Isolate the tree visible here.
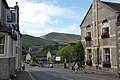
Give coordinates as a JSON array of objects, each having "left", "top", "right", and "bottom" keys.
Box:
[
  {"left": 51, "top": 56, "right": 56, "bottom": 63},
  {"left": 74, "top": 41, "right": 84, "bottom": 61},
  {"left": 57, "top": 41, "right": 85, "bottom": 63},
  {"left": 57, "top": 45, "right": 74, "bottom": 63},
  {"left": 32, "top": 56, "right": 37, "bottom": 63}
]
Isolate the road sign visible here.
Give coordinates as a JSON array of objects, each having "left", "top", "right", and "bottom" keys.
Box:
[{"left": 56, "top": 56, "right": 61, "bottom": 61}]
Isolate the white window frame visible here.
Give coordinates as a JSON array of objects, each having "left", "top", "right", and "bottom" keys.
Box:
[
  {"left": 86, "top": 25, "right": 91, "bottom": 32},
  {"left": 102, "top": 20, "right": 109, "bottom": 33},
  {"left": 86, "top": 25, "right": 91, "bottom": 37},
  {"left": 87, "top": 49, "right": 92, "bottom": 60},
  {"left": 104, "top": 48, "right": 110, "bottom": 61},
  {"left": 0, "top": 33, "right": 6, "bottom": 56}
]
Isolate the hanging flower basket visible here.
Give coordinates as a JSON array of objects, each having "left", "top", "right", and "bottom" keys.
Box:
[
  {"left": 86, "top": 59, "right": 92, "bottom": 66},
  {"left": 101, "top": 32, "right": 109, "bottom": 39},
  {"left": 85, "top": 36, "right": 91, "bottom": 41},
  {"left": 103, "top": 60, "right": 111, "bottom": 68}
]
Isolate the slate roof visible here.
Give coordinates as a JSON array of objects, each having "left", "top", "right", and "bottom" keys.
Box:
[
  {"left": 0, "top": 25, "right": 12, "bottom": 33},
  {"left": 2, "top": 0, "right": 9, "bottom": 9},
  {"left": 102, "top": 1, "right": 120, "bottom": 12},
  {"left": 50, "top": 51, "right": 56, "bottom": 55}
]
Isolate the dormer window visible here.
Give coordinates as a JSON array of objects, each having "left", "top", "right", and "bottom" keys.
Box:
[{"left": 101, "top": 20, "right": 109, "bottom": 39}]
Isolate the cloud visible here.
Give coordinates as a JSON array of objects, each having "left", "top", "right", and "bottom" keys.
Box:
[
  {"left": 69, "top": 24, "right": 77, "bottom": 30},
  {"left": 6, "top": 0, "right": 85, "bottom": 37}
]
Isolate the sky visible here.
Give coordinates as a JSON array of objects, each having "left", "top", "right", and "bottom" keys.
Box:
[{"left": 6, "top": 0, "right": 120, "bottom": 37}]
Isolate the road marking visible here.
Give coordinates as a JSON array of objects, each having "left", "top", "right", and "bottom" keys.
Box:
[
  {"left": 61, "top": 76, "right": 74, "bottom": 80},
  {"left": 28, "top": 72, "right": 36, "bottom": 80},
  {"left": 50, "top": 73, "right": 58, "bottom": 76}
]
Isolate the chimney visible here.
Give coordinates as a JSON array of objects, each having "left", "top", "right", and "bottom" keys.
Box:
[
  {"left": 93, "top": 0, "right": 100, "bottom": 11},
  {"left": 92, "top": 0, "right": 101, "bottom": 22},
  {"left": 92, "top": 0, "right": 100, "bottom": 46}
]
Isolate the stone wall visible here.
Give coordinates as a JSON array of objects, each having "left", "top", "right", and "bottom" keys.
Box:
[
  {"left": 80, "top": 1, "right": 117, "bottom": 69},
  {"left": 0, "top": 57, "right": 15, "bottom": 79}
]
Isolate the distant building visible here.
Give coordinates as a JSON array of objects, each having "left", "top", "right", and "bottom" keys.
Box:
[
  {"left": 26, "top": 53, "right": 31, "bottom": 62},
  {"left": 27, "top": 46, "right": 47, "bottom": 63},
  {"left": 47, "top": 51, "right": 56, "bottom": 63},
  {"left": 80, "top": 0, "right": 120, "bottom": 73},
  {"left": 0, "top": 0, "right": 21, "bottom": 79}
]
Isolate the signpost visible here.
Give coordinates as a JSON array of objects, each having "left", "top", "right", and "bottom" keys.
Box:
[
  {"left": 56, "top": 56, "right": 61, "bottom": 68},
  {"left": 56, "top": 56, "right": 61, "bottom": 61}
]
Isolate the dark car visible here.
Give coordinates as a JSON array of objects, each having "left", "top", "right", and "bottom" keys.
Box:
[
  {"left": 49, "top": 63, "right": 53, "bottom": 68},
  {"left": 30, "top": 63, "right": 39, "bottom": 66}
]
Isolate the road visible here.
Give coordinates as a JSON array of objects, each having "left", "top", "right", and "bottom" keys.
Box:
[{"left": 26, "top": 66, "right": 120, "bottom": 80}]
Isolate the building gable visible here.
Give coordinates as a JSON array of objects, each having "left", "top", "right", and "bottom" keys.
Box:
[
  {"left": 103, "top": 1, "right": 120, "bottom": 12},
  {"left": 80, "top": 5, "right": 92, "bottom": 27},
  {"left": 80, "top": 1, "right": 120, "bottom": 28}
]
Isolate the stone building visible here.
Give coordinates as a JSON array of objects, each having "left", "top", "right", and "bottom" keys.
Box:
[
  {"left": 0, "top": 0, "right": 21, "bottom": 79},
  {"left": 47, "top": 51, "right": 56, "bottom": 63},
  {"left": 80, "top": 0, "right": 120, "bottom": 72}
]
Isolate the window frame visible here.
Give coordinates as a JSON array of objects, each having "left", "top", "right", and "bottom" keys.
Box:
[
  {"left": 87, "top": 49, "right": 92, "bottom": 60},
  {"left": 86, "top": 25, "right": 91, "bottom": 37},
  {"left": 0, "top": 33, "right": 6, "bottom": 55},
  {"left": 104, "top": 48, "right": 110, "bottom": 61},
  {"left": 86, "top": 25, "right": 91, "bottom": 32},
  {"left": 102, "top": 20, "right": 109, "bottom": 33}
]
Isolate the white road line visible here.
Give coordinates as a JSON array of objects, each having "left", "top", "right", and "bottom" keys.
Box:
[
  {"left": 28, "top": 72, "right": 36, "bottom": 80},
  {"left": 50, "top": 73, "right": 58, "bottom": 76},
  {"left": 61, "top": 76, "right": 74, "bottom": 80}
]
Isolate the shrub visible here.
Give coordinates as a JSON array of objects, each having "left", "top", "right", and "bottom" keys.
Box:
[
  {"left": 85, "top": 36, "right": 91, "bottom": 41},
  {"left": 101, "top": 32, "right": 109, "bottom": 39}
]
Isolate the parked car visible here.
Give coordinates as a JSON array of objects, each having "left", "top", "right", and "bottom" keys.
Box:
[
  {"left": 49, "top": 63, "right": 53, "bottom": 68},
  {"left": 30, "top": 63, "right": 39, "bottom": 66}
]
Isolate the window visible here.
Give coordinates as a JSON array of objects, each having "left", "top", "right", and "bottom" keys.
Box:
[
  {"left": 85, "top": 25, "right": 92, "bottom": 41},
  {"left": 7, "top": 9, "right": 17, "bottom": 23},
  {"left": 86, "top": 25, "right": 91, "bottom": 36},
  {"left": 86, "top": 25, "right": 91, "bottom": 32},
  {"left": 104, "top": 48, "right": 110, "bottom": 61},
  {"left": 102, "top": 20, "right": 109, "bottom": 32},
  {"left": 101, "top": 20, "right": 109, "bottom": 39},
  {"left": 87, "top": 49, "right": 92, "bottom": 60},
  {"left": 0, "top": 35, "right": 5, "bottom": 54}
]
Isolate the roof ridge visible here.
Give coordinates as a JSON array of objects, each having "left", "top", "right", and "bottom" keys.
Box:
[
  {"left": 102, "top": 1, "right": 120, "bottom": 5},
  {"left": 101, "top": 1, "right": 120, "bottom": 12}
]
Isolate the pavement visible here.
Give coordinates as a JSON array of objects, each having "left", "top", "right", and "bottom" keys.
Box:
[{"left": 12, "top": 71, "right": 32, "bottom": 80}]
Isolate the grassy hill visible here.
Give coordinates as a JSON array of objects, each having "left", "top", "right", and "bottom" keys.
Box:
[
  {"left": 40, "top": 32, "right": 81, "bottom": 44},
  {"left": 22, "top": 34, "right": 58, "bottom": 49}
]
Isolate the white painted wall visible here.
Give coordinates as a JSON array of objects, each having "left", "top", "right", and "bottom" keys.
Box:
[{"left": 26, "top": 53, "right": 31, "bottom": 61}]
